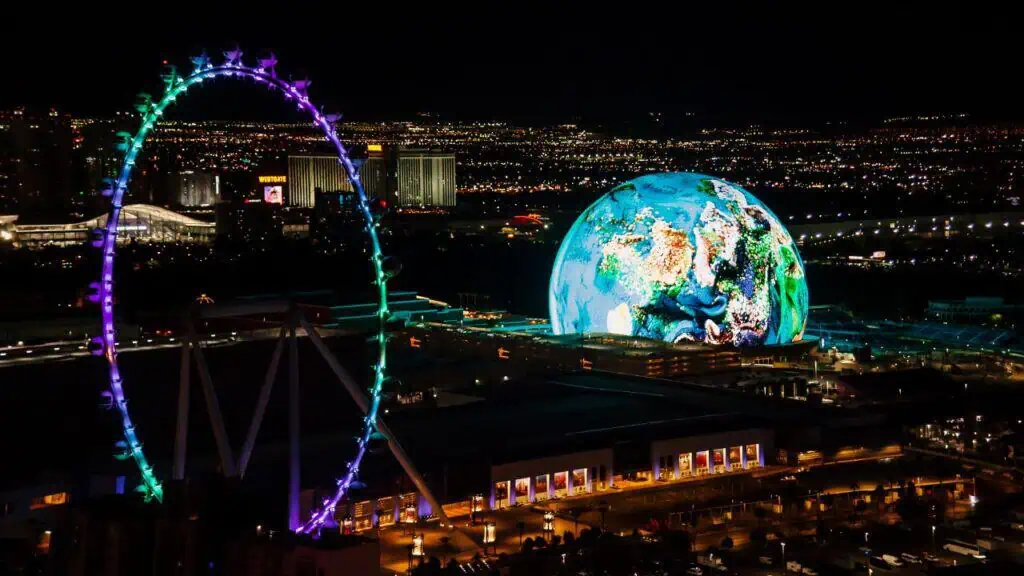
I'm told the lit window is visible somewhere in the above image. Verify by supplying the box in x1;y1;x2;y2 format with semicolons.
29;492;69;510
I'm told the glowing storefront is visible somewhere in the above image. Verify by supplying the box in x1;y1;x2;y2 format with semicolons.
652;430;770;482
488;428;772;509
491;448;612;509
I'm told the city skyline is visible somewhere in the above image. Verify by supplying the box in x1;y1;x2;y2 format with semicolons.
3;12;1024;576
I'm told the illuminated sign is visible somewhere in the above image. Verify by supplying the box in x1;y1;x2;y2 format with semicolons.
497;347;510;360
366;144;383;152
409;336;421;348
264;185;284;204
258;175;287;184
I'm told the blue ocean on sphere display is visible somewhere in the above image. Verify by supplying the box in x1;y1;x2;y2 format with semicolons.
549;173;809;347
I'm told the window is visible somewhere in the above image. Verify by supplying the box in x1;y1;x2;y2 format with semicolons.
745;444;761;468
376;497;396;527
37;530;52;554
679;453;693;477
572;469;588;494
29;492;69;511
515;478;530;504
353;500;373;531
535;474;549;500
728;446;742;468
713;449;727;473
553;472;568;497
695;451;710;475
494;481;510;509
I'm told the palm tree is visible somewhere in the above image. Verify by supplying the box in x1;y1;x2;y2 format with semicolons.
439;536;451;566
874;484;886;515
568;506;587;537
597;500;610;530
754;506;768;528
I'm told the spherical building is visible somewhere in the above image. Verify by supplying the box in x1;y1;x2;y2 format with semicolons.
549;173;808;347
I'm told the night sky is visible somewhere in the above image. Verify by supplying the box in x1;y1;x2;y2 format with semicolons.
3;6;1019;124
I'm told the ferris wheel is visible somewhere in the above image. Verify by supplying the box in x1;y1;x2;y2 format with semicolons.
91;48;446;534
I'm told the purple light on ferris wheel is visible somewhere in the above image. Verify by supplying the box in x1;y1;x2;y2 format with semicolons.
96;55;391;532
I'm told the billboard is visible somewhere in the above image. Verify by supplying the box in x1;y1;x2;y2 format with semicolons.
263;185;284;204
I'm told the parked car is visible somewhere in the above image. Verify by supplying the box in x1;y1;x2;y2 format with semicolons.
880;554;903;567
900;552;922;564
868;556;891;571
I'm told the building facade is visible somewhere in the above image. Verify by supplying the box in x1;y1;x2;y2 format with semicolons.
287;155;350;208
12;204;215;248
174;171;219;207
396;148;456;208
489;428;771;510
288;147;456;208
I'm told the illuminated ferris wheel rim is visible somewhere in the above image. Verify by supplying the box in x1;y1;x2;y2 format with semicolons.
94;50;390;534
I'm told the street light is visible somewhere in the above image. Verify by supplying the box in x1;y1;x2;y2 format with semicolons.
781;541;786;564
931;525;936;549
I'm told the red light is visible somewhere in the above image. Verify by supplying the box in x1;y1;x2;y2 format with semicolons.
162;60;168;65
379;200;387;209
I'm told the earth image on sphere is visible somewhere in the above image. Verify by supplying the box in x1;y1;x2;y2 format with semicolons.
549;173;809;347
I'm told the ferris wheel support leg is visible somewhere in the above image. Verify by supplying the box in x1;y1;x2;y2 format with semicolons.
187;324;238;477
288;317;301;532
173;337;192;481
297;315;452;527
237;325;288;479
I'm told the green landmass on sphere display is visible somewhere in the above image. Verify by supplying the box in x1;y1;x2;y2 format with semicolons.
549;172;809;347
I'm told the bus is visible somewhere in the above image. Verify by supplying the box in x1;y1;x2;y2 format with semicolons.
943;539;986;559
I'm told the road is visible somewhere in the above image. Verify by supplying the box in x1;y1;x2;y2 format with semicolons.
0;332;256;368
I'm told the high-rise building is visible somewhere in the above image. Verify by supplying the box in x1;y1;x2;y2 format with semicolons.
288;146;456;208
361;145;388;202
395;148;456;208
174;171;219;206
310;189;365;253
4;108;74;215
287;155;351;208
